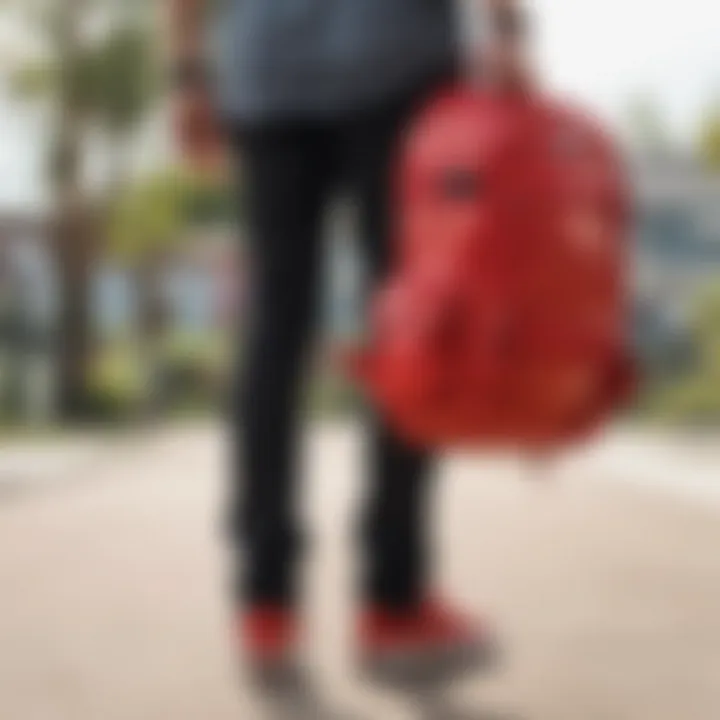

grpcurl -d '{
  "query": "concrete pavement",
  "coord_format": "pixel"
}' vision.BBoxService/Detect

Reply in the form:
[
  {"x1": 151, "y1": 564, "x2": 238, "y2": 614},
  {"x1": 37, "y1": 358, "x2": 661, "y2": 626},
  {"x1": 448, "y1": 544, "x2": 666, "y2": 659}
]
[{"x1": 1, "y1": 423, "x2": 719, "y2": 720}]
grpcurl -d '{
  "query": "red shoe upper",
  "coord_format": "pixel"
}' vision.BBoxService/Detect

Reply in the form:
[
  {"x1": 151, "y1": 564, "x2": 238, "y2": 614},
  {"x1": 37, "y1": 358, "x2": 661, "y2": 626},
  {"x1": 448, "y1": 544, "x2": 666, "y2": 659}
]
[
  {"x1": 238, "y1": 607, "x2": 297, "y2": 663},
  {"x1": 358, "y1": 598, "x2": 485, "y2": 654}
]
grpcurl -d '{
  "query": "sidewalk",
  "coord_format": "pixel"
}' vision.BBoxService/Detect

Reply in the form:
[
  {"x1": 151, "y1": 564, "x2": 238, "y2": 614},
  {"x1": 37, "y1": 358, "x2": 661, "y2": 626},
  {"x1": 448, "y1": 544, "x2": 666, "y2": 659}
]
[
  {"x1": 0, "y1": 434, "x2": 106, "y2": 494},
  {"x1": 0, "y1": 427, "x2": 160, "y2": 498},
  {"x1": 2, "y1": 422, "x2": 718, "y2": 502},
  {"x1": 568, "y1": 427, "x2": 720, "y2": 508},
  {"x1": 0, "y1": 423, "x2": 719, "y2": 720}
]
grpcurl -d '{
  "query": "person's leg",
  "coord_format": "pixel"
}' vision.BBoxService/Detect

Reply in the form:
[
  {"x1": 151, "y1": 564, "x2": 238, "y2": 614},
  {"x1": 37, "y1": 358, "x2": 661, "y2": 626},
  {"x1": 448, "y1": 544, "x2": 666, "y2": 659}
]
[
  {"x1": 342, "y1": 82, "x2": 497, "y2": 684},
  {"x1": 341, "y1": 98, "x2": 435, "y2": 609},
  {"x1": 229, "y1": 123, "x2": 332, "y2": 607}
]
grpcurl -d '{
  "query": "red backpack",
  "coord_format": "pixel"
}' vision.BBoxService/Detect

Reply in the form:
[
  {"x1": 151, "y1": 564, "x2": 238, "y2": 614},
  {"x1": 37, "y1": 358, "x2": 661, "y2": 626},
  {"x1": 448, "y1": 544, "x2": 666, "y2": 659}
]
[{"x1": 347, "y1": 87, "x2": 635, "y2": 449}]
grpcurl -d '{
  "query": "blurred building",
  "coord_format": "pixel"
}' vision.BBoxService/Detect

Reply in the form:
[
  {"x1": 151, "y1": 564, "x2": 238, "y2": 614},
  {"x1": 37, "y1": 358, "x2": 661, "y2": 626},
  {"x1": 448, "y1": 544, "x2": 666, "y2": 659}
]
[
  {"x1": 631, "y1": 151, "x2": 720, "y2": 373},
  {"x1": 0, "y1": 213, "x2": 55, "y2": 422},
  {"x1": 1, "y1": 153, "x2": 719, "y2": 421}
]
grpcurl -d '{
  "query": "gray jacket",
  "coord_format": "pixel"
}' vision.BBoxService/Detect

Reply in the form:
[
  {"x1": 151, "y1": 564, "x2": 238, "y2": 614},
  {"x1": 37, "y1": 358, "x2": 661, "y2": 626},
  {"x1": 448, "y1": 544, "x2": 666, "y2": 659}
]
[{"x1": 211, "y1": 0, "x2": 457, "y2": 121}]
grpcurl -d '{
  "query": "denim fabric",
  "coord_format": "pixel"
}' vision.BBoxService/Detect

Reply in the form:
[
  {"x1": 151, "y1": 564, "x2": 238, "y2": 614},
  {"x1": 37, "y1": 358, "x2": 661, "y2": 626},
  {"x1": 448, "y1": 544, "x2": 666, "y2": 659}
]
[{"x1": 210, "y1": 0, "x2": 456, "y2": 121}]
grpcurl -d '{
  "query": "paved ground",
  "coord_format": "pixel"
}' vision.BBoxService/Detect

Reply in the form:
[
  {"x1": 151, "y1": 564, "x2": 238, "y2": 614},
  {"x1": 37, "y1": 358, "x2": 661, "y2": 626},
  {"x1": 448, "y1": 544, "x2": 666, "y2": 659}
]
[{"x1": 1, "y1": 423, "x2": 719, "y2": 720}]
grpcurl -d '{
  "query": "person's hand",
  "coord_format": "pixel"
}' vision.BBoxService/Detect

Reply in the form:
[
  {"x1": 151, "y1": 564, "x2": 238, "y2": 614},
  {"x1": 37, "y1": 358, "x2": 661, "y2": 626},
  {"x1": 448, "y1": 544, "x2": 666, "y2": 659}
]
[
  {"x1": 477, "y1": 0, "x2": 535, "y2": 94},
  {"x1": 171, "y1": 81, "x2": 227, "y2": 177},
  {"x1": 481, "y1": 40, "x2": 533, "y2": 92}
]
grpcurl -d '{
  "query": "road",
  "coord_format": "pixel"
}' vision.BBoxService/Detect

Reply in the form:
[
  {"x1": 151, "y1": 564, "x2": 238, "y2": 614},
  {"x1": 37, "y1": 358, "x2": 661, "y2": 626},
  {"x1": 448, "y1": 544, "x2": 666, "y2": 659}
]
[{"x1": 1, "y1": 423, "x2": 719, "y2": 720}]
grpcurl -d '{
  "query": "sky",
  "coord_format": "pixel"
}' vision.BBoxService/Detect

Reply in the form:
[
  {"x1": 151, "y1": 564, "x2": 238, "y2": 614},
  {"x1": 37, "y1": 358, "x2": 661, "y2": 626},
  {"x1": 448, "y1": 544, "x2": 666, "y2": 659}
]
[
  {"x1": 0, "y1": 0, "x2": 718, "y2": 211},
  {"x1": 536, "y1": 0, "x2": 719, "y2": 132}
]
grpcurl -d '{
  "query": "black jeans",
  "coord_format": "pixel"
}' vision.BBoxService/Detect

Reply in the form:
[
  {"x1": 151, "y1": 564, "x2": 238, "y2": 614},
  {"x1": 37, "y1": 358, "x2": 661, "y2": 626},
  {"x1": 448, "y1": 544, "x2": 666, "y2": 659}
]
[{"x1": 229, "y1": 82, "x2": 443, "y2": 609}]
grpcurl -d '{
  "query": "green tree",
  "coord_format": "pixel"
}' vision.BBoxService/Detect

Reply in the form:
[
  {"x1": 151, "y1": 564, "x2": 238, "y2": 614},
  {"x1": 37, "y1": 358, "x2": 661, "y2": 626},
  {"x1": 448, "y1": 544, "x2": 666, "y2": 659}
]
[
  {"x1": 697, "y1": 103, "x2": 720, "y2": 172},
  {"x1": 650, "y1": 282, "x2": 720, "y2": 426},
  {"x1": 4, "y1": 0, "x2": 158, "y2": 419},
  {"x1": 108, "y1": 170, "x2": 230, "y2": 414},
  {"x1": 690, "y1": 283, "x2": 720, "y2": 378}
]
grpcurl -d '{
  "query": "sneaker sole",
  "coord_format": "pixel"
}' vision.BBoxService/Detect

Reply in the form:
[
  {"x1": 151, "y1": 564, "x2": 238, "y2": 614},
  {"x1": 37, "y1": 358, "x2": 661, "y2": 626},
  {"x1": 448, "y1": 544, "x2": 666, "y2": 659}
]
[
  {"x1": 358, "y1": 635, "x2": 500, "y2": 687},
  {"x1": 246, "y1": 654, "x2": 305, "y2": 693}
]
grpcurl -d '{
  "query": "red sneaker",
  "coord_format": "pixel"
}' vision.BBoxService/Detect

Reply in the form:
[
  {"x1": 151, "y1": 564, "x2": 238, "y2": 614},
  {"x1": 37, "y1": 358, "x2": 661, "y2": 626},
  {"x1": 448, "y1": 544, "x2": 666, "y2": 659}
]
[
  {"x1": 237, "y1": 606, "x2": 300, "y2": 685},
  {"x1": 357, "y1": 598, "x2": 497, "y2": 683}
]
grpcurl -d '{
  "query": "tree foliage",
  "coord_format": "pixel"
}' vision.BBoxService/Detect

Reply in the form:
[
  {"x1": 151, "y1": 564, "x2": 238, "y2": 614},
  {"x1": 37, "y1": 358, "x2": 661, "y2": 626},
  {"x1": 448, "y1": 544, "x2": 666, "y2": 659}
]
[
  {"x1": 7, "y1": 0, "x2": 158, "y2": 180},
  {"x1": 697, "y1": 103, "x2": 720, "y2": 172},
  {"x1": 650, "y1": 282, "x2": 720, "y2": 426},
  {"x1": 1, "y1": 0, "x2": 159, "y2": 419},
  {"x1": 108, "y1": 170, "x2": 232, "y2": 265}
]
